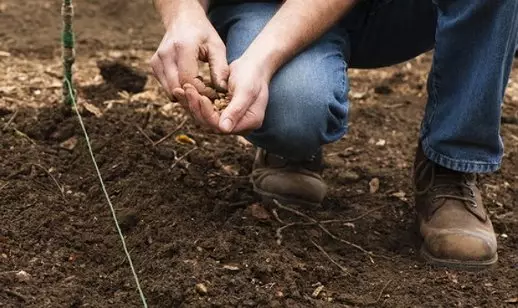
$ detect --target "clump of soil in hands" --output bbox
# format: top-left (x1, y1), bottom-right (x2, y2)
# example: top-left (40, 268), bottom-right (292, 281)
top-left (192, 76), bottom-right (231, 112)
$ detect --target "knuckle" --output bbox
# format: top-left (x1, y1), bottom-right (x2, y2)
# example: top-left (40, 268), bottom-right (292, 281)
top-left (156, 48), bottom-right (170, 60)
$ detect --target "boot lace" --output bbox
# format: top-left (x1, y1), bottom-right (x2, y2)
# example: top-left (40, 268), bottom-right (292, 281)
top-left (414, 160), bottom-right (478, 208)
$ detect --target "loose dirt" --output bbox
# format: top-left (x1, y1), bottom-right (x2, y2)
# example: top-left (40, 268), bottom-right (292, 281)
top-left (1, 1), bottom-right (517, 307)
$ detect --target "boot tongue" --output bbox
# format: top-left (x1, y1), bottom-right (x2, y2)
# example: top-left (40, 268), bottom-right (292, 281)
top-left (433, 166), bottom-right (487, 221)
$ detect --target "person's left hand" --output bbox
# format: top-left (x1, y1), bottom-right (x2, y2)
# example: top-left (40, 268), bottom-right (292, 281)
top-left (175, 56), bottom-right (271, 135)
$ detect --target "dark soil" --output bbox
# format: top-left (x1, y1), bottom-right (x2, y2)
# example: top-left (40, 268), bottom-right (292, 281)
top-left (1, 1), bottom-right (517, 307)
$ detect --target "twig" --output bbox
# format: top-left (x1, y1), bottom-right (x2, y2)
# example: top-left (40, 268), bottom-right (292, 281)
top-left (153, 118), bottom-right (188, 146)
top-left (310, 240), bottom-right (348, 275)
top-left (273, 199), bottom-right (375, 263)
top-left (171, 147), bottom-right (198, 169)
top-left (13, 129), bottom-right (36, 145)
top-left (32, 164), bottom-right (66, 202)
top-left (365, 279), bottom-right (392, 305)
top-left (135, 125), bottom-right (154, 145)
top-left (0, 182), bottom-right (8, 192)
top-left (320, 205), bottom-right (387, 224)
top-left (3, 289), bottom-right (27, 302)
top-left (2, 109), bottom-right (18, 131)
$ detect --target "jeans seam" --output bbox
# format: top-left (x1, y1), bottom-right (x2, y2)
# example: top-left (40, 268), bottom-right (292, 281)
top-left (421, 138), bottom-right (501, 173)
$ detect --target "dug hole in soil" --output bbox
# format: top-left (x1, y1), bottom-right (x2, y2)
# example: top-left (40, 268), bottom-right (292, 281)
top-left (1, 1), bottom-right (517, 307)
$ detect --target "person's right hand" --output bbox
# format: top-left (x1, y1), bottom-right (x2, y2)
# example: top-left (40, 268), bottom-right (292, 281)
top-left (150, 1), bottom-right (229, 127)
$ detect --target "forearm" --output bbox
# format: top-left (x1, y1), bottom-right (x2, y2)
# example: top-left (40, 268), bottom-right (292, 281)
top-left (242, 0), bottom-right (360, 79)
top-left (153, 0), bottom-right (210, 28)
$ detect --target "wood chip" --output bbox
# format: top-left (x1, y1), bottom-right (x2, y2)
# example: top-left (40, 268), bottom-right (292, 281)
top-left (195, 283), bottom-right (208, 295)
top-left (312, 285), bottom-right (325, 298)
top-left (369, 178), bottom-right (380, 194)
top-left (82, 102), bottom-right (103, 118)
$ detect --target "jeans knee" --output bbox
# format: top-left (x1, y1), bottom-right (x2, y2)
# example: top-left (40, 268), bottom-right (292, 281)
top-left (248, 71), bottom-right (348, 160)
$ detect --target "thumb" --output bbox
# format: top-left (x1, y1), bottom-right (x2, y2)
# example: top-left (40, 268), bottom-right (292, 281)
top-left (219, 85), bottom-right (257, 133)
top-left (207, 40), bottom-right (229, 91)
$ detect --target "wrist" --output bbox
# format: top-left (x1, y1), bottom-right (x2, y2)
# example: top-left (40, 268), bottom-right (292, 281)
top-left (240, 44), bottom-right (283, 82)
top-left (156, 0), bottom-right (209, 29)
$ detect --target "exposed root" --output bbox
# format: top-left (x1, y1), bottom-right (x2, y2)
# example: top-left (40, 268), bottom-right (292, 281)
top-left (171, 147), bottom-right (198, 169)
top-left (272, 199), bottom-right (375, 263)
top-left (310, 240), bottom-right (349, 275)
top-left (32, 164), bottom-right (66, 202)
top-left (152, 117), bottom-right (188, 146)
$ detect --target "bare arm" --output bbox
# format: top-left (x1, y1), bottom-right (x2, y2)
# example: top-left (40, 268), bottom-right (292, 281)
top-left (243, 0), bottom-right (360, 80)
top-left (153, 0), bottom-right (210, 28)
top-left (218, 0), bottom-right (361, 133)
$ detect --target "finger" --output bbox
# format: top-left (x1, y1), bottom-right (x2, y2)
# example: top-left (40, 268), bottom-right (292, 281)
top-left (232, 88), bottom-right (268, 133)
top-left (207, 39), bottom-right (229, 91)
top-left (198, 94), bottom-right (221, 132)
top-left (157, 51), bottom-right (181, 93)
top-left (219, 85), bottom-right (258, 133)
top-left (184, 83), bottom-right (208, 126)
top-left (172, 88), bottom-right (187, 108)
top-left (151, 60), bottom-right (175, 101)
top-left (176, 43), bottom-right (200, 86)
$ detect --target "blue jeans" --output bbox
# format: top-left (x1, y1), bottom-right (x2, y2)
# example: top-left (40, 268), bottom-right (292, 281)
top-left (209, 0), bottom-right (518, 173)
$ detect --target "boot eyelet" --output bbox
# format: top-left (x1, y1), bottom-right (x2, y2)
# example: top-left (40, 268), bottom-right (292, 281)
top-left (469, 200), bottom-right (477, 208)
top-left (469, 190), bottom-right (475, 198)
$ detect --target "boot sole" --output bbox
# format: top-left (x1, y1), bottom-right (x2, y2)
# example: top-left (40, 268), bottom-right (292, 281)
top-left (419, 245), bottom-right (498, 271)
top-left (252, 186), bottom-right (322, 209)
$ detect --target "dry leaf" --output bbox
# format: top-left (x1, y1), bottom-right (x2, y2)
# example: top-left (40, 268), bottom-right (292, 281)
top-left (391, 191), bottom-right (407, 201)
top-left (249, 203), bottom-right (270, 220)
top-left (59, 136), bottom-right (78, 151)
top-left (369, 178), bottom-right (380, 194)
top-left (0, 51), bottom-right (11, 57)
top-left (175, 134), bottom-right (196, 145)
top-left (82, 102), bottom-right (103, 118)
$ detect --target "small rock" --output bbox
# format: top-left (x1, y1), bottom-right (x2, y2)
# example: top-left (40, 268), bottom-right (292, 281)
top-left (275, 291), bottom-right (284, 298)
top-left (500, 233), bottom-right (508, 238)
top-left (195, 283), bottom-right (208, 295)
top-left (369, 178), bottom-right (380, 194)
top-left (0, 50), bottom-right (10, 57)
top-left (16, 270), bottom-right (31, 282)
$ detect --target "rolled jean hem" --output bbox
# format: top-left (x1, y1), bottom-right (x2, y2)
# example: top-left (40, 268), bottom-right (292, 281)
top-left (421, 138), bottom-right (501, 173)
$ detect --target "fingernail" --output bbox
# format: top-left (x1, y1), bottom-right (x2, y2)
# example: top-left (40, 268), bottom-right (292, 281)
top-left (221, 118), bottom-right (233, 132)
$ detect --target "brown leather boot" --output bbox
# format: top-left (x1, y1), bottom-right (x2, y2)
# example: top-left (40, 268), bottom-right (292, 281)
top-left (251, 148), bottom-right (327, 207)
top-left (413, 143), bottom-right (498, 269)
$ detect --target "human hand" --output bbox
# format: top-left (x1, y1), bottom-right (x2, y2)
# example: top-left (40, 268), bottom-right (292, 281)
top-left (150, 2), bottom-right (228, 106)
top-left (180, 56), bottom-right (271, 134)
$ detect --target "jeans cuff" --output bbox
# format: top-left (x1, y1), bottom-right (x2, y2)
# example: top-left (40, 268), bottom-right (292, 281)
top-left (421, 138), bottom-right (501, 173)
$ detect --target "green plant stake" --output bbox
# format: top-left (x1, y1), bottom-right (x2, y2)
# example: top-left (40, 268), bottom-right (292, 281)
top-left (62, 0), bottom-right (75, 105)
